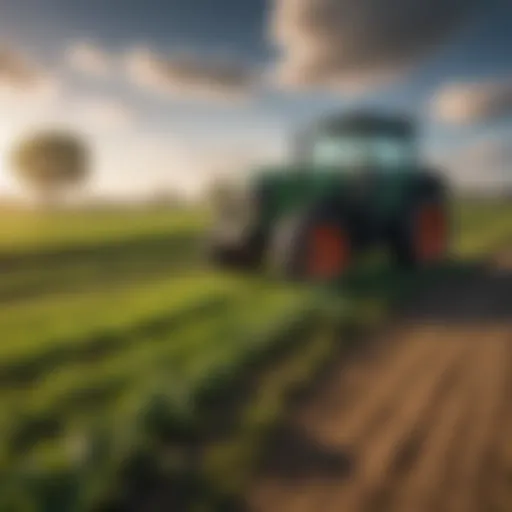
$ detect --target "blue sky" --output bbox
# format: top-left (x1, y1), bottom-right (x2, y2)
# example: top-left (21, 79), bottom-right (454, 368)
top-left (0, 0), bottom-right (511, 197)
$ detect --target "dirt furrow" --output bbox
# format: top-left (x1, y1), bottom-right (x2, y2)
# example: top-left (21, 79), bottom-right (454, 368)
top-left (441, 332), bottom-right (510, 512)
top-left (249, 329), bottom-right (446, 512)
top-left (390, 338), bottom-right (485, 512)
top-left (490, 392), bottom-right (512, 511)
top-left (314, 328), bottom-right (445, 445)
top-left (483, 336), bottom-right (512, 512)
top-left (321, 338), bottom-right (469, 512)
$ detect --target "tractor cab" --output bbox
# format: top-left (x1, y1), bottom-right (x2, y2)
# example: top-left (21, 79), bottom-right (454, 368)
top-left (302, 112), bottom-right (418, 174)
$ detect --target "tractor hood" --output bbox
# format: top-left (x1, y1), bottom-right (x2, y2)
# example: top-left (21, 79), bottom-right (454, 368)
top-left (253, 164), bottom-right (355, 214)
top-left (251, 163), bottom-right (414, 226)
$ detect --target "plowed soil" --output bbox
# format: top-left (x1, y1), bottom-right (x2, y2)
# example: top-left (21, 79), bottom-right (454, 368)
top-left (247, 252), bottom-right (512, 512)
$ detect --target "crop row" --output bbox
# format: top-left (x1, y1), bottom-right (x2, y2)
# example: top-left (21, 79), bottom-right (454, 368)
top-left (0, 289), bottom-right (319, 511)
top-left (0, 273), bottom-right (248, 380)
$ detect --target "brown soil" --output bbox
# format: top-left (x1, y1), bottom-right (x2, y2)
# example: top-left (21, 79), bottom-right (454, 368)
top-left (247, 252), bottom-right (512, 512)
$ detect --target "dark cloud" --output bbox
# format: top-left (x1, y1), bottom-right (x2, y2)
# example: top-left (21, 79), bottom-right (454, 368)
top-left (433, 78), bottom-right (512, 124)
top-left (270, 0), bottom-right (482, 90)
top-left (125, 47), bottom-right (255, 102)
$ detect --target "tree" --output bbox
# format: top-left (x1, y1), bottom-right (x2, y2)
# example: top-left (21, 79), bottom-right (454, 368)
top-left (11, 131), bottom-right (90, 205)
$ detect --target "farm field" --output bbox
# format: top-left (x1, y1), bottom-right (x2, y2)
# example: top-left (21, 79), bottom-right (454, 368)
top-left (0, 200), bottom-right (511, 511)
top-left (248, 237), bottom-right (512, 512)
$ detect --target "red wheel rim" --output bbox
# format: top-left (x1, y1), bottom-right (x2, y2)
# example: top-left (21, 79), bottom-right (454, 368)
top-left (415, 204), bottom-right (447, 262)
top-left (307, 225), bottom-right (350, 279)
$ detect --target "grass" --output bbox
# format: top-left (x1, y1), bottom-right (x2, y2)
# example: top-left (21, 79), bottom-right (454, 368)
top-left (0, 199), bottom-right (510, 511)
top-left (0, 273), bottom-right (244, 382)
top-left (0, 208), bottom-right (206, 255)
top-left (0, 208), bottom-right (207, 304)
top-left (454, 200), bottom-right (512, 257)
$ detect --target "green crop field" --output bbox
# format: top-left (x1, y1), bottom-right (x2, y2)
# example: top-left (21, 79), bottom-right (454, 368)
top-left (0, 200), bottom-right (511, 511)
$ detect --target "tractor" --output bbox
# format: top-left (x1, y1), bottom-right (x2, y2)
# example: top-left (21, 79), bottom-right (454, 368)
top-left (207, 111), bottom-right (449, 282)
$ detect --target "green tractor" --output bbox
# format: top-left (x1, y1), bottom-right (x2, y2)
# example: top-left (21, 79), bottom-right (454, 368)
top-left (208, 111), bottom-right (449, 282)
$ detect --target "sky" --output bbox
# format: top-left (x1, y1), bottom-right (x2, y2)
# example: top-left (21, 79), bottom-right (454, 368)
top-left (0, 0), bottom-right (511, 199)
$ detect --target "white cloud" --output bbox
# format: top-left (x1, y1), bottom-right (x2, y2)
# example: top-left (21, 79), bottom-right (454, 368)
top-left (0, 76), bottom-right (60, 113)
top-left (66, 41), bottom-right (112, 78)
top-left (124, 46), bottom-right (255, 102)
top-left (0, 93), bottom-right (135, 142)
top-left (72, 96), bottom-right (134, 131)
top-left (92, 133), bottom-right (202, 199)
top-left (270, 0), bottom-right (481, 91)
top-left (432, 78), bottom-right (512, 124)
top-left (438, 135), bottom-right (512, 191)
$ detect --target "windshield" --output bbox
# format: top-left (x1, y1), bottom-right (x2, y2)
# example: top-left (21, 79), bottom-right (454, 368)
top-left (311, 134), bottom-right (414, 170)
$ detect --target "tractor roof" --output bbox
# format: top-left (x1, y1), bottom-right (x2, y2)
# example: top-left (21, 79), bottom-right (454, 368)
top-left (316, 111), bottom-right (415, 139)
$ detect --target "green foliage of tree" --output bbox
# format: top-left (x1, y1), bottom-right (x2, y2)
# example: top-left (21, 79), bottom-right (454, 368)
top-left (11, 131), bottom-right (90, 203)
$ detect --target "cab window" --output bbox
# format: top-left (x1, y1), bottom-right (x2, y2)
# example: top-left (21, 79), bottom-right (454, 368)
top-left (371, 138), bottom-right (414, 170)
top-left (311, 134), bottom-right (414, 170)
top-left (312, 136), bottom-right (372, 169)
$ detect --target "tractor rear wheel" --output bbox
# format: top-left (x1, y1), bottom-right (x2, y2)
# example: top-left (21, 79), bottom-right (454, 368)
top-left (270, 204), bottom-right (352, 282)
top-left (390, 193), bottom-right (449, 267)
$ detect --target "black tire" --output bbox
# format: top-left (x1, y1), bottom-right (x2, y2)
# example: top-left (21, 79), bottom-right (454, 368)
top-left (389, 180), bottom-right (449, 268)
top-left (269, 200), bottom-right (352, 282)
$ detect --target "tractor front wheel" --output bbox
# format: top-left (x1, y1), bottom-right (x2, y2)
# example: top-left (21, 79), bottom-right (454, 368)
top-left (270, 205), bottom-right (352, 282)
